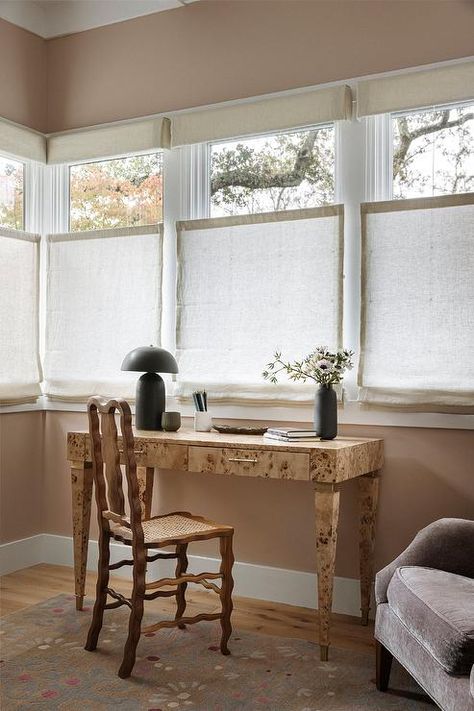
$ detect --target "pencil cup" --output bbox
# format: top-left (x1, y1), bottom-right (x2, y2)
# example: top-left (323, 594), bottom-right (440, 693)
top-left (194, 411), bottom-right (212, 432)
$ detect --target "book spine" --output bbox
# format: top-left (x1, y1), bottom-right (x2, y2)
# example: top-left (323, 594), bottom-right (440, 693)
top-left (267, 429), bottom-right (316, 437)
top-left (263, 434), bottom-right (292, 442)
top-left (264, 434), bottom-right (319, 442)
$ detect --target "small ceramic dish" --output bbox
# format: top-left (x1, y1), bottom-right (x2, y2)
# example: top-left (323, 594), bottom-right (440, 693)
top-left (212, 424), bottom-right (268, 435)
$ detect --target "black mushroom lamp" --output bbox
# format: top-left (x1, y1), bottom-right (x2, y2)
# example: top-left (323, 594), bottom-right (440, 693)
top-left (121, 346), bottom-right (178, 430)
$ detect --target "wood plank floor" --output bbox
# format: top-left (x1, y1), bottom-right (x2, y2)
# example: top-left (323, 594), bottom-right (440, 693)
top-left (0, 564), bottom-right (375, 654)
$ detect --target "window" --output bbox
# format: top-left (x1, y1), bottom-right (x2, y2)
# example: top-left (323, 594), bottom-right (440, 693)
top-left (392, 103), bottom-right (474, 199)
top-left (44, 225), bottom-right (163, 400)
top-left (359, 194), bottom-right (474, 410)
top-left (69, 153), bottom-right (163, 231)
top-left (0, 156), bottom-right (24, 230)
top-left (0, 230), bottom-right (41, 403)
top-left (361, 100), bottom-right (474, 411)
top-left (175, 207), bottom-right (343, 401)
top-left (209, 125), bottom-right (335, 217)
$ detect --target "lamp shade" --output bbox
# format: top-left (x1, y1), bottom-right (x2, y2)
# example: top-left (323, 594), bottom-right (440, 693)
top-left (121, 346), bottom-right (178, 374)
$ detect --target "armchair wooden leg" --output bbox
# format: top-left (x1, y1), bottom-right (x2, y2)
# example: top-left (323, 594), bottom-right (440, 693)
top-left (85, 530), bottom-right (110, 652)
top-left (175, 543), bottom-right (189, 629)
top-left (219, 534), bottom-right (234, 656)
top-left (118, 545), bottom-right (146, 679)
top-left (376, 640), bottom-right (393, 692)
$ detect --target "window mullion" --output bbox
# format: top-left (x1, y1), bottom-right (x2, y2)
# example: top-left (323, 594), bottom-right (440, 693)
top-left (44, 164), bottom-right (69, 235)
top-left (336, 118), bottom-right (366, 402)
top-left (179, 143), bottom-right (209, 219)
top-left (161, 148), bottom-right (180, 357)
top-left (365, 113), bottom-right (392, 201)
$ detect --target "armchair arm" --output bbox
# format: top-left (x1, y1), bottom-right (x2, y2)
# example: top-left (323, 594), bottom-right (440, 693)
top-left (375, 518), bottom-right (474, 604)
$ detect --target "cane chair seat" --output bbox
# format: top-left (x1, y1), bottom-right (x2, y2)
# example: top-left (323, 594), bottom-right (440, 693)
top-left (105, 511), bottom-right (233, 546)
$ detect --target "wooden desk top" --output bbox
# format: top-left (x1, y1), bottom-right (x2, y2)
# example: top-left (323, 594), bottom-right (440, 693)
top-left (67, 429), bottom-right (383, 484)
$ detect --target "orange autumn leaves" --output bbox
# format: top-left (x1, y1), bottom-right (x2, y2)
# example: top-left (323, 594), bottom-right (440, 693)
top-left (69, 154), bottom-right (163, 231)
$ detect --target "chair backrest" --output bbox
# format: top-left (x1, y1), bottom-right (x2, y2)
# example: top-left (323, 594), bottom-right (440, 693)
top-left (87, 397), bottom-right (143, 538)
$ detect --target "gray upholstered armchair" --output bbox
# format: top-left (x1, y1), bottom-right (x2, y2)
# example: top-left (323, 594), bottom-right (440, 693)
top-left (375, 518), bottom-right (474, 711)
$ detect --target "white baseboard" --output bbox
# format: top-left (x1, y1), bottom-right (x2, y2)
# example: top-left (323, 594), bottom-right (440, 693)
top-left (0, 533), bottom-right (370, 618)
top-left (0, 534), bottom-right (45, 576)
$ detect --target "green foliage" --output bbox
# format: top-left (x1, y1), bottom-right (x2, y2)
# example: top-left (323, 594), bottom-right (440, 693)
top-left (209, 109), bottom-right (473, 217)
top-left (263, 347), bottom-right (354, 386)
top-left (393, 106), bottom-right (473, 198)
top-left (210, 128), bottom-right (335, 215)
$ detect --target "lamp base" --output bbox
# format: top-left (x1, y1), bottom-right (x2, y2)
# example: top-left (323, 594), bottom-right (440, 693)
top-left (135, 372), bottom-right (165, 430)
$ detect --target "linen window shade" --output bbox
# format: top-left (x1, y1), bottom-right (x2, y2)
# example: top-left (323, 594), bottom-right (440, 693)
top-left (0, 117), bottom-right (47, 163)
top-left (47, 117), bottom-right (171, 164)
top-left (44, 224), bottom-right (163, 400)
top-left (175, 207), bottom-right (344, 403)
top-left (0, 228), bottom-right (42, 403)
top-left (357, 60), bottom-right (474, 117)
top-left (171, 86), bottom-right (352, 147)
top-left (359, 194), bottom-right (474, 412)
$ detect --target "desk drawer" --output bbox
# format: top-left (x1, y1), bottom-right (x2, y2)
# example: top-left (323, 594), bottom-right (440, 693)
top-left (188, 446), bottom-right (309, 480)
top-left (132, 441), bottom-right (188, 470)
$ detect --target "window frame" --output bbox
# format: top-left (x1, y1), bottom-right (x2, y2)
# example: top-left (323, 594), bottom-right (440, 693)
top-left (66, 149), bottom-right (165, 233)
top-left (390, 99), bottom-right (474, 201)
top-left (207, 121), bottom-right (337, 219)
top-left (0, 154), bottom-right (43, 406)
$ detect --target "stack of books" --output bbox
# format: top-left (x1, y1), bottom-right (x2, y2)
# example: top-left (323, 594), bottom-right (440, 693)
top-left (263, 428), bottom-right (319, 442)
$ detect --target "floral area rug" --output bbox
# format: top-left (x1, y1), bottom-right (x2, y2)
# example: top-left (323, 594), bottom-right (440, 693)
top-left (0, 594), bottom-right (430, 710)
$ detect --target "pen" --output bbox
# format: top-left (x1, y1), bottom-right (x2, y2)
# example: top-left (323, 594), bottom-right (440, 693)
top-left (197, 391), bottom-right (204, 412)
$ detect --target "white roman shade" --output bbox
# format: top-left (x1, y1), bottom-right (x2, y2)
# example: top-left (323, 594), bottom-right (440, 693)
top-left (47, 117), bottom-right (171, 164)
top-left (0, 228), bottom-right (42, 403)
top-left (0, 117), bottom-right (47, 163)
top-left (359, 193), bottom-right (474, 412)
top-left (44, 224), bottom-right (163, 400)
top-left (175, 207), bottom-right (344, 403)
top-left (357, 60), bottom-right (474, 117)
top-left (171, 86), bottom-right (352, 147)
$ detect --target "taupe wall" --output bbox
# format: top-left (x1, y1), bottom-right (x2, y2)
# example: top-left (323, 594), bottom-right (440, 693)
top-left (0, 412), bottom-right (44, 542)
top-left (1, 410), bottom-right (467, 579)
top-left (44, 0), bottom-right (474, 131)
top-left (2, 1), bottom-right (474, 133)
top-left (0, 19), bottom-right (47, 132)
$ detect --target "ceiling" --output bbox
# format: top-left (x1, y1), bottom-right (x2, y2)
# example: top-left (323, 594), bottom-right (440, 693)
top-left (0, 0), bottom-right (198, 39)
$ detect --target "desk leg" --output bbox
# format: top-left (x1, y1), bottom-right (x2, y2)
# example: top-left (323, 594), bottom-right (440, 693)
top-left (137, 467), bottom-right (154, 520)
top-left (314, 483), bottom-right (340, 661)
top-left (71, 460), bottom-right (93, 611)
top-left (357, 471), bottom-right (380, 626)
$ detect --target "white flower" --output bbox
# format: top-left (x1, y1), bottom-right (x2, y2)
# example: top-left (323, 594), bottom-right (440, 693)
top-left (315, 359), bottom-right (334, 372)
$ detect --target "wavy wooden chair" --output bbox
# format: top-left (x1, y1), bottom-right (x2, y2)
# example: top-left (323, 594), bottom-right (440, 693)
top-left (85, 397), bottom-right (234, 678)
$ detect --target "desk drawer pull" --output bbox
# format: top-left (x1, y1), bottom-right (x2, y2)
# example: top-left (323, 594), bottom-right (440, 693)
top-left (228, 457), bottom-right (258, 463)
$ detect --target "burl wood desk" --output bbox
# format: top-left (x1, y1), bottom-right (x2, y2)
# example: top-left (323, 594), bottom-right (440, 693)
top-left (67, 429), bottom-right (383, 660)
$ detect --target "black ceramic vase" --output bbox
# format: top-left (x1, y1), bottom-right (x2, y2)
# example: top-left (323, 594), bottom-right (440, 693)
top-left (314, 384), bottom-right (337, 440)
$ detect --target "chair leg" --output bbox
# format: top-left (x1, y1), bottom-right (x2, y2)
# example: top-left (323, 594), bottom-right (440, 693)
top-left (175, 543), bottom-right (189, 629)
top-left (85, 530), bottom-right (111, 652)
top-left (219, 534), bottom-right (234, 656)
top-left (118, 545), bottom-right (146, 679)
top-left (376, 640), bottom-right (393, 692)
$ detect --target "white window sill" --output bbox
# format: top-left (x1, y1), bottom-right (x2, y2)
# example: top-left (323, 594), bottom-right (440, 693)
top-left (1, 395), bottom-right (473, 430)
